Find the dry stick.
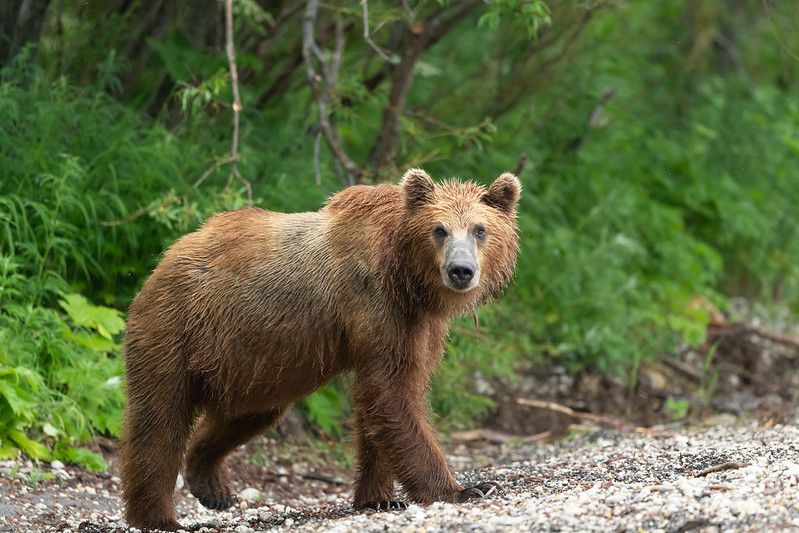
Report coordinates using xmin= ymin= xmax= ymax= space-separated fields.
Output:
xmin=694 ymin=461 xmax=750 ymax=478
xmin=313 ymin=129 xmax=323 ymax=186
xmin=224 ymin=0 xmax=252 ymax=204
xmin=587 ymin=87 xmax=616 ymax=127
xmin=709 ymin=323 xmax=799 ymax=351
xmin=517 ymin=398 xmax=646 ymax=433
xmin=514 ymin=154 xmax=529 ymax=176
xmin=303 ymin=0 xmax=364 ymax=185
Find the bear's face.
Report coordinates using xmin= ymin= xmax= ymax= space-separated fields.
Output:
xmin=400 ymin=169 xmax=521 ymax=309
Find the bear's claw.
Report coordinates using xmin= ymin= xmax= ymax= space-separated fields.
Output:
xmin=197 ymin=494 xmax=238 ymax=510
xmin=359 ymin=500 xmax=409 ymax=511
xmin=451 ymin=480 xmax=501 ymax=502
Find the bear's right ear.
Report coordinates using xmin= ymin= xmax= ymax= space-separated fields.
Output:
xmin=400 ymin=168 xmax=435 ymax=209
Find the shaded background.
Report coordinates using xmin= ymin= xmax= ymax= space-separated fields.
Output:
xmin=1 ymin=0 xmax=798 ymax=468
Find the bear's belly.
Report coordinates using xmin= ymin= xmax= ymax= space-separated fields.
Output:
xmin=190 ymin=315 xmax=351 ymax=416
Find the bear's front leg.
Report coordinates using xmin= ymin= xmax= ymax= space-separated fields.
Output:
xmin=352 ymin=416 xmax=410 ymax=511
xmin=352 ymin=362 xmax=500 ymax=505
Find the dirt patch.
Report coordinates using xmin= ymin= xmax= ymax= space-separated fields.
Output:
xmin=485 ymin=315 xmax=799 ymax=437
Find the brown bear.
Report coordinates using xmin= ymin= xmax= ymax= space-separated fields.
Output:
xmin=119 ymin=168 xmax=521 ymax=530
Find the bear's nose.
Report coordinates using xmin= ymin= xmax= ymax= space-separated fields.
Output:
xmin=448 ymin=264 xmax=474 ymax=287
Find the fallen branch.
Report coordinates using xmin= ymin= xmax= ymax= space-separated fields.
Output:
xmin=301 ymin=473 xmax=346 ymax=486
xmin=694 ymin=461 xmax=750 ymax=477
xmin=517 ymin=398 xmax=645 ymax=433
xmin=709 ymin=323 xmax=799 ymax=351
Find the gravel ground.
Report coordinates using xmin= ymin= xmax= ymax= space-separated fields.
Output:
xmin=1 ymin=418 xmax=797 ymax=532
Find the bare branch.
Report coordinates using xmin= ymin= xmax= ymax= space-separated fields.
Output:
xmin=762 ymin=0 xmax=799 ymax=63
xmin=514 ymin=154 xmax=529 ymax=176
xmin=313 ymin=129 xmax=322 ymax=186
xmin=368 ymin=0 xmax=481 ymax=172
xmin=303 ymin=0 xmax=364 ymax=184
xmin=361 ymin=0 xmax=396 ymax=63
xmin=224 ymin=0 xmax=252 ymax=204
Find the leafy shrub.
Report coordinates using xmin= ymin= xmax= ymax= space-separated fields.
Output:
xmin=1 ymin=0 xmax=798 ymax=449
xmin=0 ymin=258 xmax=122 ymax=469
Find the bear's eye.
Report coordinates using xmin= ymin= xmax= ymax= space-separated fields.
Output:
xmin=433 ymin=226 xmax=448 ymax=240
xmin=474 ymin=225 xmax=487 ymax=240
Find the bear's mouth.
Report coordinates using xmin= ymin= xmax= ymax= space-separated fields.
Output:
xmin=440 ymin=267 xmax=481 ymax=293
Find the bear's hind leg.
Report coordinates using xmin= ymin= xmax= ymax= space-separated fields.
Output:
xmin=185 ymin=409 xmax=286 ymax=510
xmin=119 ymin=389 xmax=194 ymax=531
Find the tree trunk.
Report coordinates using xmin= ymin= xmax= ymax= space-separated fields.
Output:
xmin=1 ymin=0 xmax=52 ymax=65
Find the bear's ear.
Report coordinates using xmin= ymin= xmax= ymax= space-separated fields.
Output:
xmin=400 ymin=168 xmax=435 ymax=209
xmin=482 ymin=172 xmax=521 ymax=215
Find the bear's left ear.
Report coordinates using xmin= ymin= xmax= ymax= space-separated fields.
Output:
xmin=400 ymin=168 xmax=435 ymax=209
xmin=483 ymin=172 xmax=521 ymax=215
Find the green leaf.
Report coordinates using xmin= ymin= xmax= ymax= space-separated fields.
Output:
xmin=7 ymin=429 xmax=52 ymax=460
xmin=56 ymin=446 xmax=107 ymax=472
xmin=58 ymin=294 xmax=125 ymax=339
xmin=0 ymin=445 xmax=19 ymax=459
xmin=0 ymin=380 xmax=27 ymax=414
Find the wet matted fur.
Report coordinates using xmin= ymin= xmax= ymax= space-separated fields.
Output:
xmin=119 ymin=169 xmax=521 ymax=530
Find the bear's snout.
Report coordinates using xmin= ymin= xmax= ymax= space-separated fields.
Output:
xmin=442 ymin=239 xmax=480 ymax=292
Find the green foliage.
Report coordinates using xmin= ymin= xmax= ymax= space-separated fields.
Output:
xmin=0 ymin=258 xmax=119 ymax=470
xmin=663 ymin=397 xmax=690 ymax=421
xmin=1 ymin=0 xmax=798 ymax=456
xmin=479 ymin=0 xmax=551 ymax=38
xmin=299 ymin=383 xmax=349 ymax=437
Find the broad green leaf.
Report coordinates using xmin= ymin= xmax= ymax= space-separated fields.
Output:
xmin=7 ymin=429 xmax=52 ymax=460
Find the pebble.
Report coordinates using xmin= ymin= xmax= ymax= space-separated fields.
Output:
xmin=0 ymin=419 xmax=797 ymax=531
xmin=239 ymin=487 xmax=261 ymax=502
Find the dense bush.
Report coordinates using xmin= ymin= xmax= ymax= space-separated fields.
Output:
xmin=1 ymin=0 xmax=797 ymax=460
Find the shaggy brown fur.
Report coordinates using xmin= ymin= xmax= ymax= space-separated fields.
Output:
xmin=119 ymin=169 xmax=521 ymax=530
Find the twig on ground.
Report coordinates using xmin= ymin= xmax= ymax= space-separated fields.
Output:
xmin=709 ymin=323 xmax=799 ymax=351
xmin=694 ymin=461 xmax=750 ymax=477
xmin=517 ymin=398 xmax=654 ymax=433
xmin=301 ymin=473 xmax=347 ymax=486
xmin=524 ymin=430 xmax=552 ymax=442
xmin=224 ymin=0 xmax=253 ymax=204
xmin=662 ymin=358 xmax=703 ymax=382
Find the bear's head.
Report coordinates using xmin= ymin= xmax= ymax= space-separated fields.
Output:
xmin=399 ymin=168 xmax=521 ymax=311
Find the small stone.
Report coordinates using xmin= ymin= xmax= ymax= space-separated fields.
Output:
xmin=50 ymin=460 xmax=65 ymax=470
xmin=284 ymin=518 xmax=294 ymax=527
xmin=783 ymin=463 xmax=799 ymax=479
xmin=239 ymin=488 xmax=261 ymax=502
